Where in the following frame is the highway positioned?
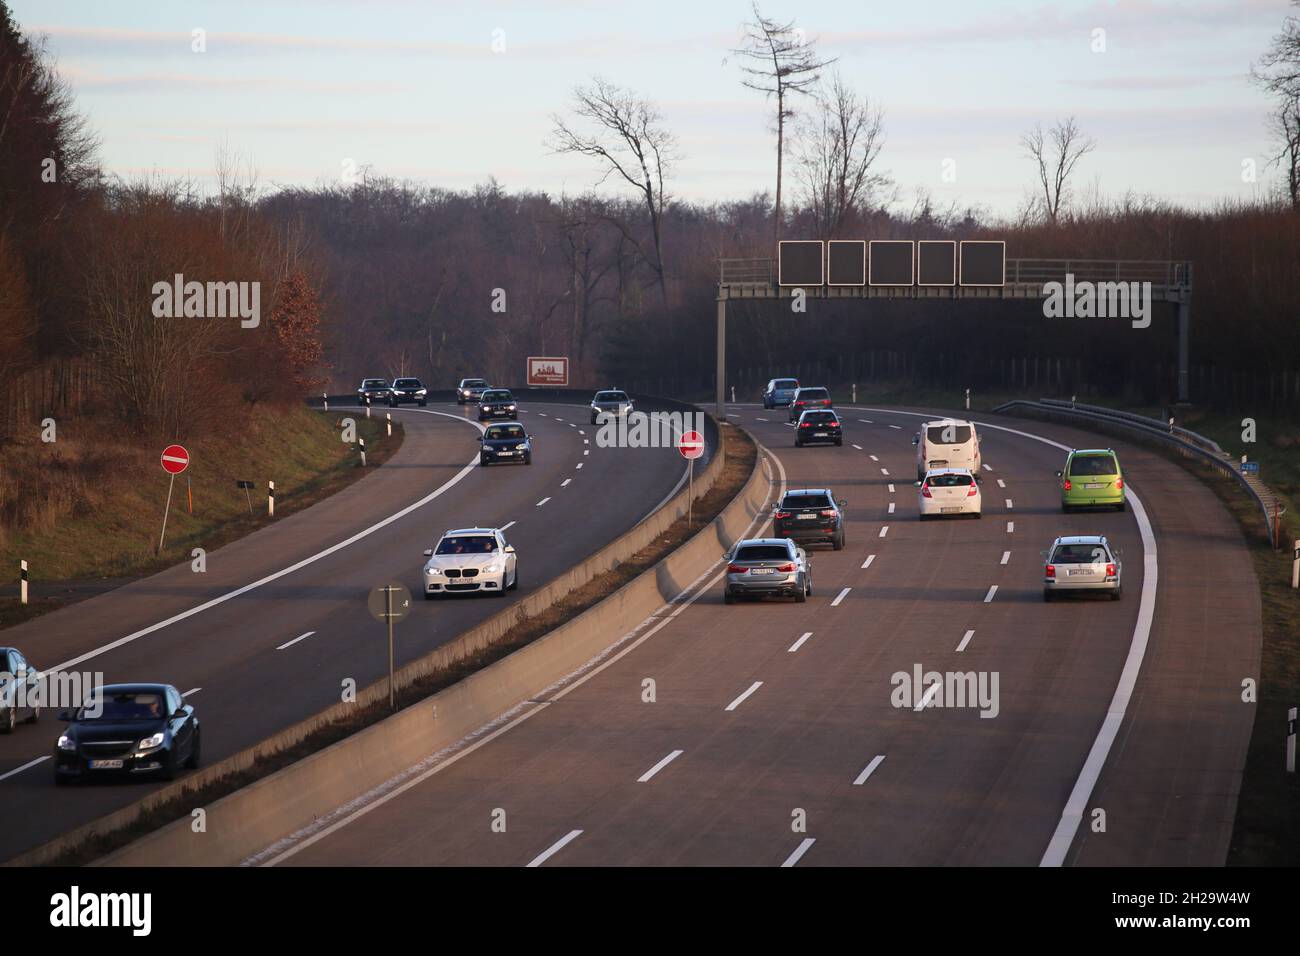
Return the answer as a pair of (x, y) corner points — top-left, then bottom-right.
(0, 392), (698, 862)
(260, 404), (1259, 867)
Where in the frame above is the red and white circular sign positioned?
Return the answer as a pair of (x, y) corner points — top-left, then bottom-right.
(677, 430), (705, 460)
(160, 444), (190, 475)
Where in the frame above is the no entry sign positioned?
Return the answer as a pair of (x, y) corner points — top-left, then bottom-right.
(161, 444), (190, 475)
(678, 430), (705, 460)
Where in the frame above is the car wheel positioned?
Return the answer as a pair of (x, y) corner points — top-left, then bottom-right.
(419, 399), (427, 407)
(480, 456), (490, 466)
(1, 707), (14, 735)
(509, 567), (518, 591)
(26, 706), (39, 725)
(794, 578), (808, 603)
(54, 769), (71, 786)
(1061, 503), (1072, 513)
(834, 439), (843, 446)
(424, 591), (435, 600)
(159, 754), (177, 782)
(185, 729), (201, 769)
(1043, 589), (1054, 602)
(724, 589), (735, 605)
(525, 455), (532, 465)
(833, 531), (844, 551)
(972, 511), (982, 519)
(794, 438), (802, 447)
(1110, 587), (1123, 601)
(1116, 500), (1126, 512)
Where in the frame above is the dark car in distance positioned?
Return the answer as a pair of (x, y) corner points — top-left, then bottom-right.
(54, 683), (200, 785)
(795, 409), (843, 446)
(479, 422), (532, 465)
(787, 387), (833, 421)
(477, 388), (518, 421)
(388, 377), (428, 407)
(762, 377), (800, 408)
(355, 378), (391, 405)
(1, 646), (41, 733)
(456, 378), (490, 405)
(772, 488), (847, 550)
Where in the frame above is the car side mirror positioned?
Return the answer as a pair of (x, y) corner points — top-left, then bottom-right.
(173, 708), (187, 719)
(505, 545), (516, 554)
(1055, 470), (1063, 477)
(911, 436), (919, 445)
(913, 481), (923, 487)
(838, 499), (846, 506)
(423, 549), (434, 557)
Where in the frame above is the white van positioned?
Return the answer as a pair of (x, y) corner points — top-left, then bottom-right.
(913, 419), (981, 480)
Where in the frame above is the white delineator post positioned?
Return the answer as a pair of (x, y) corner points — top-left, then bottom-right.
(1292, 540), (1299, 589)
(268, 480), (275, 516)
(19, 560), (28, 606)
(852, 383), (857, 403)
(386, 413), (392, 437)
(1288, 707), (1296, 773)
(322, 392), (328, 411)
(365, 396), (371, 419)
(965, 388), (971, 411)
(359, 438), (367, 467)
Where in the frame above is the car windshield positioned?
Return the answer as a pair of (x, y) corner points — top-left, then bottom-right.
(363, 379), (386, 387)
(483, 391), (512, 401)
(734, 544), (792, 562)
(463, 379), (487, 387)
(78, 692), (164, 722)
(436, 536), (497, 555)
(782, 494), (831, 509)
(486, 425), (525, 440)
(797, 389), (828, 400)
(395, 379), (421, 388)
(1052, 544), (1109, 564)
(773, 380), (798, 389)
(927, 425), (972, 444)
(596, 392), (628, 402)
(927, 473), (973, 487)
(1069, 454), (1118, 476)
(802, 412), (837, 425)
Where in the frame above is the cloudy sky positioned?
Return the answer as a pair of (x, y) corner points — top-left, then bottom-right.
(11, 0), (1293, 216)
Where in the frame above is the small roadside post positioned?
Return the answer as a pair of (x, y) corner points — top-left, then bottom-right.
(19, 560), (28, 606)
(236, 480), (254, 514)
(386, 413), (392, 437)
(965, 388), (971, 411)
(322, 392), (328, 412)
(365, 395), (371, 419)
(1288, 707), (1296, 773)
(1291, 539), (1298, 589)
(157, 444), (190, 554)
(678, 430), (705, 527)
(359, 437), (367, 467)
(368, 583), (411, 711)
(268, 480), (275, 517)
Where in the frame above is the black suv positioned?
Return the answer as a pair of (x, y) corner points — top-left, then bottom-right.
(772, 488), (847, 550)
(788, 387), (832, 421)
(388, 377), (427, 407)
(795, 409), (843, 447)
(478, 388), (518, 421)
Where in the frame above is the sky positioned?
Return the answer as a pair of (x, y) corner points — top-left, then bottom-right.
(11, 0), (1295, 218)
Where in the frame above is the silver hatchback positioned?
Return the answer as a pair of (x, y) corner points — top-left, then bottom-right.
(1043, 535), (1123, 601)
(724, 538), (811, 604)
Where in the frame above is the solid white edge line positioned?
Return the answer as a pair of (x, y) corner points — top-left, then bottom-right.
(725, 681), (764, 711)
(276, 631), (316, 651)
(0, 755), (50, 782)
(830, 587), (851, 607)
(526, 829), (583, 867)
(787, 632), (812, 653)
(853, 754), (886, 785)
(781, 837), (816, 867)
(637, 749), (684, 782)
(956, 629), (975, 653)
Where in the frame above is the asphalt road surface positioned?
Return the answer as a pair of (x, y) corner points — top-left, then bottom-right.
(263, 404), (1259, 868)
(0, 394), (696, 862)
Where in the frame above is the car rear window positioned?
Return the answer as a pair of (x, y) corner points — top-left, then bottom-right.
(735, 544), (792, 562)
(927, 425), (973, 444)
(773, 379), (798, 389)
(782, 494), (832, 509)
(797, 389), (829, 400)
(486, 425), (524, 439)
(927, 473), (973, 487)
(802, 412), (838, 424)
(1051, 544), (1109, 564)
(1069, 454), (1118, 476)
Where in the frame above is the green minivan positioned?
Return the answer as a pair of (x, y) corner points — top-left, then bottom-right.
(1058, 449), (1126, 512)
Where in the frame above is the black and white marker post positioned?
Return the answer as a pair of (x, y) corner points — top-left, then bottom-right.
(268, 480), (275, 517)
(359, 438), (367, 467)
(386, 413), (392, 437)
(1288, 707), (1296, 774)
(1291, 539), (1298, 589)
(19, 560), (28, 606)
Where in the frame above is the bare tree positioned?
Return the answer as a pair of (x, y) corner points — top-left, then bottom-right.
(1252, 1), (1300, 99)
(796, 72), (893, 236)
(1268, 95), (1300, 209)
(1020, 117), (1095, 224)
(730, 2), (836, 250)
(549, 78), (676, 310)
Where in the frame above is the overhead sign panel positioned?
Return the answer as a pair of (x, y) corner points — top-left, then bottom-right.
(868, 241), (914, 286)
(917, 241), (957, 286)
(826, 240), (866, 286)
(959, 241), (1006, 287)
(778, 241), (824, 286)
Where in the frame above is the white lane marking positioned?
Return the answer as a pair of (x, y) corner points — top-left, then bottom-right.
(787, 632), (812, 653)
(880, 468), (890, 476)
(637, 749), (684, 783)
(1000, 550), (1011, 565)
(983, 585), (998, 603)
(1006, 521), (1015, 533)
(852, 444), (863, 450)
(560, 478), (572, 487)
(526, 829), (583, 867)
(535, 497), (551, 507)
(956, 629), (975, 652)
(915, 682), (941, 711)
(887, 483), (895, 493)
(869, 454), (879, 461)
(782, 837), (816, 867)
(44, 410), (486, 674)
(538, 413), (548, 418)
(861, 554), (876, 569)
(258, 440), (788, 867)
(878, 526), (889, 538)
(182, 687), (201, 697)
(982, 463), (993, 471)
(855, 406), (1161, 868)
(578, 430), (586, 436)
(725, 681), (764, 711)
(757, 417), (769, 422)
(997, 479), (1006, 489)
(888, 424), (902, 430)
(853, 755), (886, 785)
(0, 756), (50, 782)
(859, 419), (873, 423)
(499, 521), (516, 532)
(583, 449), (589, 455)
(277, 631), (316, 651)
(1005, 498), (1014, 510)
(888, 502), (895, 514)
(831, 587), (851, 607)
(576, 463), (584, 469)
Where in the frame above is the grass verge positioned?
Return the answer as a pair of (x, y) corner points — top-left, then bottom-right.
(42, 424), (757, 866)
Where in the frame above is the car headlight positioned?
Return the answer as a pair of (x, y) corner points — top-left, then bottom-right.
(515, 443), (528, 450)
(416, 389), (426, 395)
(507, 404), (516, 410)
(138, 732), (165, 751)
(483, 564), (501, 574)
(424, 567), (442, 577)
(58, 734), (76, 752)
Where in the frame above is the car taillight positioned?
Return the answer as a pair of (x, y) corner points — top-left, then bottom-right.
(967, 484), (978, 496)
(819, 509), (836, 517)
(1063, 479), (1072, 491)
(921, 484), (932, 498)
(727, 563), (747, 574)
(800, 422), (812, 428)
(1114, 478), (1123, 489)
(1045, 564), (1056, 577)
(1106, 563), (1116, 576)
(774, 511), (791, 520)
(775, 562), (795, 572)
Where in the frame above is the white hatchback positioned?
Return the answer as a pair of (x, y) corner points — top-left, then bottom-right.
(916, 468), (982, 519)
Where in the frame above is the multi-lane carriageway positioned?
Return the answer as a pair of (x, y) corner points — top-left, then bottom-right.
(256, 403), (1259, 868)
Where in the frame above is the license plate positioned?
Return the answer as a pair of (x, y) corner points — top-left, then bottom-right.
(940, 507), (961, 514)
(497, 451), (515, 456)
(1085, 483), (1104, 489)
(90, 759), (124, 769)
(1068, 569), (1092, 576)
(814, 432), (828, 437)
(749, 568), (774, 574)
(798, 514), (817, 520)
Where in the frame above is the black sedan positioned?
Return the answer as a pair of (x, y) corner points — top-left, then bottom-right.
(477, 388), (518, 421)
(772, 488), (847, 550)
(388, 377), (428, 407)
(54, 683), (200, 784)
(355, 378), (391, 405)
(479, 423), (532, 465)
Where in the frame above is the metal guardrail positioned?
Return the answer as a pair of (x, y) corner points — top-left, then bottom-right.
(992, 398), (1285, 547)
